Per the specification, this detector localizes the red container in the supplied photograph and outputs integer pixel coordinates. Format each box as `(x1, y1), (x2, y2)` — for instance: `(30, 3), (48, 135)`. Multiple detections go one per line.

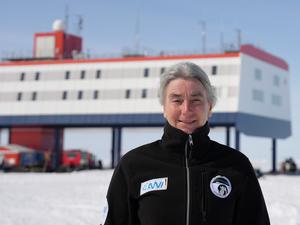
(3, 152), (21, 169)
(63, 149), (93, 170)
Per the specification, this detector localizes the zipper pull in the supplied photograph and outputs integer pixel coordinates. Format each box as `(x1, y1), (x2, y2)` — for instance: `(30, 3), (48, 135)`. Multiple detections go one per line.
(188, 134), (193, 147)
(202, 172), (207, 224)
(188, 135), (193, 159)
(202, 211), (207, 223)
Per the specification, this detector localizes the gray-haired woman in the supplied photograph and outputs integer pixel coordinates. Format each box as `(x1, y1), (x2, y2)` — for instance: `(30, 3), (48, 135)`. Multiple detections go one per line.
(103, 62), (270, 225)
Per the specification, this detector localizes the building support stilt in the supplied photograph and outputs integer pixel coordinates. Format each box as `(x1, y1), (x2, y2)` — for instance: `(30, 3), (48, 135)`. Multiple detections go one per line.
(111, 127), (122, 168)
(272, 138), (277, 173)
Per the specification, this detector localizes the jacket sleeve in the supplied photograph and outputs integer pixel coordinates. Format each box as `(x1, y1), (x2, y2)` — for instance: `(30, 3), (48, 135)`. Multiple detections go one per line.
(233, 163), (270, 225)
(103, 163), (138, 225)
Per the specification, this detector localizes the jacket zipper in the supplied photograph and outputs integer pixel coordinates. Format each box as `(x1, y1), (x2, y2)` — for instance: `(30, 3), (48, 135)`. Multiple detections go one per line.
(184, 134), (193, 225)
(202, 172), (207, 223)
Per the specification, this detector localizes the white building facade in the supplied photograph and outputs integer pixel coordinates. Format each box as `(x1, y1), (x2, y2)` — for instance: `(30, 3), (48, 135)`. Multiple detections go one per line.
(0, 44), (291, 139)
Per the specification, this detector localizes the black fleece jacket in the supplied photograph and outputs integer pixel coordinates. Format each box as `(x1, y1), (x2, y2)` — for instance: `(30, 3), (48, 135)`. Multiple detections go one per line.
(103, 122), (270, 225)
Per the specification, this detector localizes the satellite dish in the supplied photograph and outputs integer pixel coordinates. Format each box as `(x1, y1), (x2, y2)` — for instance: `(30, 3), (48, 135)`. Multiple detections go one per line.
(52, 19), (65, 32)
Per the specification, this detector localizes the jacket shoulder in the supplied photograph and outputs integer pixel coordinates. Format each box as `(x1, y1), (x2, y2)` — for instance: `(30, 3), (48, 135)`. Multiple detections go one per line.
(209, 140), (255, 175)
(119, 140), (161, 163)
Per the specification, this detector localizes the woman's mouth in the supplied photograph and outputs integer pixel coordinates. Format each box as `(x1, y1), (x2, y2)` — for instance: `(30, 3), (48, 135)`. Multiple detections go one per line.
(178, 120), (196, 125)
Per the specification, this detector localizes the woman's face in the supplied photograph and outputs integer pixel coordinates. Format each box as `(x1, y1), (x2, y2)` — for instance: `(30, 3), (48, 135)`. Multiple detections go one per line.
(163, 78), (212, 134)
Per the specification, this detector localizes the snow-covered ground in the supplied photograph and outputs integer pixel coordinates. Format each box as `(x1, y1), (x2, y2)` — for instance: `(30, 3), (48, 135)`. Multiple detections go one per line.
(0, 170), (299, 225)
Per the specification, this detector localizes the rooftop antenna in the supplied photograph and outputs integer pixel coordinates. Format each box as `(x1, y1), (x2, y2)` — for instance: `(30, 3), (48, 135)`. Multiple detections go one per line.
(220, 31), (224, 52)
(236, 28), (241, 50)
(219, 18), (225, 53)
(134, 6), (141, 54)
(199, 21), (206, 54)
(76, 15), (83, 35)
(64, 4), (69, 33)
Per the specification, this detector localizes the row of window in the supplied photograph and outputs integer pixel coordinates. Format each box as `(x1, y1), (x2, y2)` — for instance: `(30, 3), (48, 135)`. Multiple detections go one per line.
(0, 87), (282, 106)
(20, 70), (102, 81)
(0, 85), (241, 102)
(254, 68), (285, 87)
(214, 86), (238, 98)
(0, 89), (157, 102)
(252, 89), (282, 106)
(0, 65), (240, 82)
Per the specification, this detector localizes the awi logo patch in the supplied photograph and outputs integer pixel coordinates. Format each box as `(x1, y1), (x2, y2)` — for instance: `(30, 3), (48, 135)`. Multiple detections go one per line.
(140, 177), (168, 196)
(210, 175), (232, 198)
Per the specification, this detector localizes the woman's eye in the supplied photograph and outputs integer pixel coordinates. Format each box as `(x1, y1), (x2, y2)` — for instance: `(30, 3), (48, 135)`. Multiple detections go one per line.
(172, 99), (182, 103)
(192, 99), (203, 104)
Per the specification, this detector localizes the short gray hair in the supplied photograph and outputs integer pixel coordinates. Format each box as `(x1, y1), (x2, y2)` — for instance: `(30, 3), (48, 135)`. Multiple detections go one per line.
(159, 62), (217, 106)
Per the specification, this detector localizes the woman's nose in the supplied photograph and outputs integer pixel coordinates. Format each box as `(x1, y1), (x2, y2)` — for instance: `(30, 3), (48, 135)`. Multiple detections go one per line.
(182, 100), (191, 113)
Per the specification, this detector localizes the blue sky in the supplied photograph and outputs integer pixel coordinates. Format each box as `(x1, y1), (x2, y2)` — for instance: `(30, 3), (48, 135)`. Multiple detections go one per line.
(1, 0), (300, 169)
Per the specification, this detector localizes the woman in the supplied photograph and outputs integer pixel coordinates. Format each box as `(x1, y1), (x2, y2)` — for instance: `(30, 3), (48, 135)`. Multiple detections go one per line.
(103, 62), (270, 225)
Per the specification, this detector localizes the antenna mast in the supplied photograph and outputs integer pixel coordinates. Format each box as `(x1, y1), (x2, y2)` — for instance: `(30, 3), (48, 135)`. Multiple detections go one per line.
(134, 7), (141, 54)
(200, 21), (206, 54)
(64, 4), (69, 33)
(220, 31), (224, 52)
(236, 28), (241, 50)
(77, 15), (83, 35)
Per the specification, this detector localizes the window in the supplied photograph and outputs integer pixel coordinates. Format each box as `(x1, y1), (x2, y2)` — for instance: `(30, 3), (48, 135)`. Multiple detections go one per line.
(254, 69), (262, 81)
(125, 89), (131, 99)
(35, 72), (40, 81)
(272, 94), (281, 106)
(78, 91), (83, 100)
(273, 75), (280, 87)
(96, 70), (101, 79)
(93, 90), (99, 99)
(62, 91), (68, 100)
(144, 68), (149, 77)
(212, 66), (218, 75)
(32, 92), (37, 101)
(80, 70), (85, 79)
(17, 92), (22, 101)
(65, 71), (70, 80)
(20, 72), (25, 81)
(228, 86), (238, 97)
(252, 89), (264, 102)
(214, 87), (222, 98)
(142, 89), (147, 98)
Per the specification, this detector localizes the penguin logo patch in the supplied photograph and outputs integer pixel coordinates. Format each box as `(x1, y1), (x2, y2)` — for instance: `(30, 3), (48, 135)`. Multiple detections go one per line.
(210, 175), (232, 198)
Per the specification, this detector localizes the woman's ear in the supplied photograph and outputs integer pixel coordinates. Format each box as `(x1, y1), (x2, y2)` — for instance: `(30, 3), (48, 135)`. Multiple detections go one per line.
(163, 105), (167, 118)
(208, 103), (213, 117)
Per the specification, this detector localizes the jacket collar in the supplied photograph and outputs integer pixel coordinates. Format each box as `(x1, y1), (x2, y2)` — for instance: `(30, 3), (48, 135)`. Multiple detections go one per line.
(160, 121), (211, 158)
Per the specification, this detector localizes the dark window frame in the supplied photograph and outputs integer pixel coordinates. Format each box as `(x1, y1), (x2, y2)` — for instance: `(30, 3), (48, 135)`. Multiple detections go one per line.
(20, 72), (25, 81)
(35, 72), (40, 81)
(144, 68), (149, 77)
(78, 91), (83, 100)
(142, 89), (147, 98)
(80, 70), (85, 79)
(125, 89), (131, 99)
(62, 91), (68, 100)
(65, 71), (70, 80)
(212, 65), (218, 75)
(32, 92), (37, 101)
(96, 70), (101, 79)
(17, 92), (22, 101)
(273, 75), (280, 87)
(93, 90), (99, 99)
(254, 68), (262, 81)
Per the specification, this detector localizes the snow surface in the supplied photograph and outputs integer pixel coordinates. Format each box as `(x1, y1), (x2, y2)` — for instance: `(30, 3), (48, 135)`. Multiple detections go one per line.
(0, 170), (299, 225)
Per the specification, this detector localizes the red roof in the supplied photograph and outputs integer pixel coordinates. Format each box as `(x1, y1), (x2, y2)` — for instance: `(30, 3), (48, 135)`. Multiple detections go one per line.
(0, 44), (288, 71)
(0, 52), (239, 66)
(241, 44), (288, 71)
